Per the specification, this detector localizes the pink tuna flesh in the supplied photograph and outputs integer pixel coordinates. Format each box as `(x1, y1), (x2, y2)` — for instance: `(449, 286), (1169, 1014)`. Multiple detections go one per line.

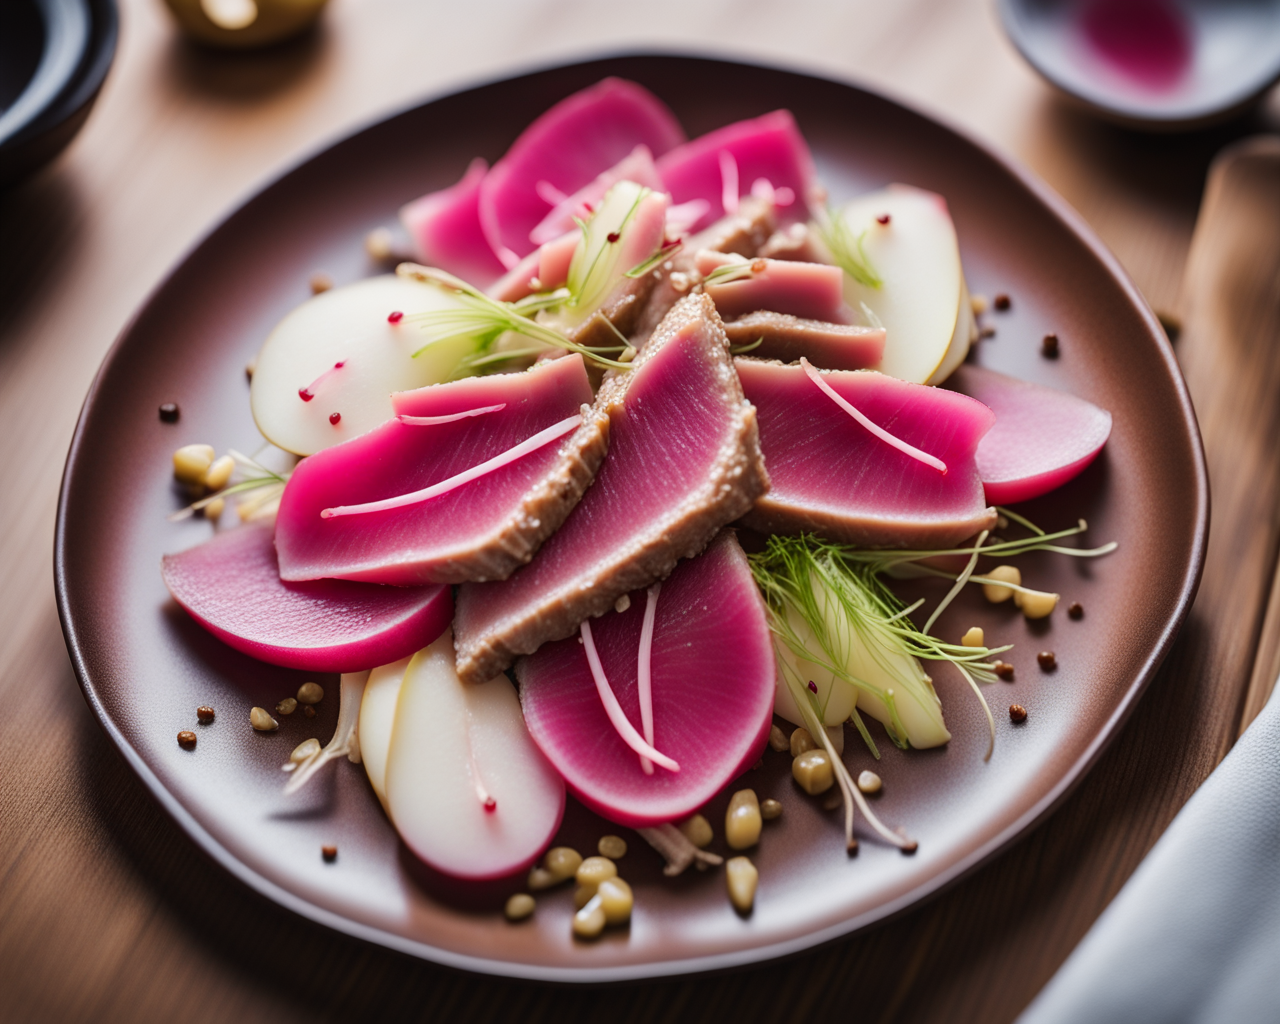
(700, 254), (850, 323)
(722, 311), (885, 370)
(399, 158), (506, 288)
(453, 293), (770, 684)
(657, 110), (816, 233)
(486, 230), (579, 303)
(528, 144), (664, 247)
(274, 355), (607, 585)
(947, 364), (1113, 505)
(517, 531), (775, 828)
(736, 358), (997, 548)
(161, 523), (452, 673)
(478, 78), (685, 267)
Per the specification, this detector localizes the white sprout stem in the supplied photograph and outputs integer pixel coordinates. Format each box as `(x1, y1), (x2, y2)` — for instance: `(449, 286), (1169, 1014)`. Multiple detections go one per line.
(637, 823), (724, 876)
(635, 583), (661, 775)
(580, 620), (680, 773)
(321, 415), (580, 519)
(956, 660), (996, 762)
(396, 402), (506, 426)
(282, 671), (368, 795)
(801, 358), (948, 475)
(922, 529), (988, 637)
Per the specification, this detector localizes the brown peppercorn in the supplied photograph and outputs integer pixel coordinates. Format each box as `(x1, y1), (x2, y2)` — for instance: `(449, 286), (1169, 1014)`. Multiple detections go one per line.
(994, 661), (1015, 681)
(1068, 602), (1084, 619)
(1042, 333), (1060, 358)
(310, 272), (333, 295)
(302, 704), (316, 718)
(1037, 651), (1057, 670)
(321, 845), (337, 862)
(978, 326), (996, 339)
(1009, 704), (1028, 723)
(196, 705), (215, 724)
(994, 293), (1011, 311)
(177, 730), (197, 750)
(159, 402), (180, 423)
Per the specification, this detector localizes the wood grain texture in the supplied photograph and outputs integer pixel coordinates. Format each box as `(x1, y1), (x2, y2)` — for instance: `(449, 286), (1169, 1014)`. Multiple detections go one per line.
(2, 0), (1279, 1020)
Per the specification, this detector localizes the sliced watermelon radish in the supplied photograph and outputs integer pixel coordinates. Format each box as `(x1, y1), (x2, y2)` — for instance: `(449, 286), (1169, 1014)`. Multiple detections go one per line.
(657, 110), (816, 233)
(478, 78), (685, 267)
(947, 364), (1113, 504)
(528, 144), (664, 247)
(160, 523), (452, 673)
(517, 531), (775, 828)
(485, 229), (579, 303)
(399, 158), (507, 287)
(274, 355), (607, 586)
(384, 630), (566, 880)
(736, 358), (997, 548)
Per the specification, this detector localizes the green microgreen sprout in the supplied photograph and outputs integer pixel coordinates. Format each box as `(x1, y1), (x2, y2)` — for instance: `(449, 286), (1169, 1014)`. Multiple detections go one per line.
(168, 449), (289, 523)
(624, 238), (682, 280)
(816, 206), (883, 289)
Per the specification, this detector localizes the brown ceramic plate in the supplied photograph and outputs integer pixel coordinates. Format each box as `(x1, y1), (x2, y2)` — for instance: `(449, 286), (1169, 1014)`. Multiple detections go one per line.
(54, 55), (1206, 981)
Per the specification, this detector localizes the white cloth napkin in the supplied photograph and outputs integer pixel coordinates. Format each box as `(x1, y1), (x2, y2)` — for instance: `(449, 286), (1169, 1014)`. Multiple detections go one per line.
(1018, 680), (1280, 1023)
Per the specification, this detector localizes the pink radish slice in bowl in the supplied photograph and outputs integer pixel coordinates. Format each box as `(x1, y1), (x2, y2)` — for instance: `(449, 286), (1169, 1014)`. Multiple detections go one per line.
(516, 531), (776, 829)
(399, 158), (507, 288)
(947, 364), (1113, 505)
(478, 78), (686, 266)
(160, 523), (452, 673)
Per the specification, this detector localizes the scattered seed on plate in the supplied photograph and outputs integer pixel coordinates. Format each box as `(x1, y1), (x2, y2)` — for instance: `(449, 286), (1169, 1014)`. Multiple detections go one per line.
(173, 444), (215, 487)
(575, 856), (617, 892)
(1010, 704), (1028, 723)
(504, 893), (535, 921)
(572, 897), (606, 939)
(971, 293), (989, 316)
(177, 730), (197, 750)
(1068, 601), (1084, 619)
(1017, 589), (1059, 620)
(276, 697), (298, 715)
(196, 705), (215, 724)
(597, 877), (633, 925)
(159, 402), (180, 423)
(1042, 332), (1060, 358)
(961, 626), (984, 647)
(761, 798), (782, 820)
(789, 727), (817, 757)
(726, 856), (758, 913)
(857, 770), (882, 794)
(1037, 651), (1057, 670)
(302, 705), (316, 718)
(793, 749), (834, 795)
(598, 835), (627, 859)
(290, 738), (321, 763)
(982, 565), (1022, 603)
(365, 227), (394, 262)
(994, 293), (1011, 311)
(768, 723), (789, 752)
(202, 497), (224, 520)
(297, 682), (324, 705)
(321, 844), (337, 862)
(995, 661), (1015, 681)
(250, 706), (278, 731)
(726, 789), (762, 850)
(310, 272), (333, 294)
(613, 593), (631, 614)
(679, 814), (714, 848)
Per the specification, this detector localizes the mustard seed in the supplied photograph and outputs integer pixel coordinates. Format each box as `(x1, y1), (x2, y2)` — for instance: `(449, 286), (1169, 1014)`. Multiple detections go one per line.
(994, 293), (1011, 311)
(1042, 333), (1060, 358)
(1037, 651), (1057, 671)
(1010, 704), (1028, 723)
(159, 402), (180, 423)
(761, 798), (782, 820)
(177, 730), (197, 750)
(196, 705), (215, 724)
(302, 705), (316, 718)
(321, 845), (337, 862)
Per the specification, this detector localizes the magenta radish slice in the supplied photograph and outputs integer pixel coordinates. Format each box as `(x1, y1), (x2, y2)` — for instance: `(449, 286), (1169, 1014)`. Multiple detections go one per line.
(528, 144), (664, 247)
(384, 630), (565, 880)
(701, 256), (850, 323)
(517, 531), (775, 828)
(274, 355), (608, 586)
(657, 110), (816, 234)
(947, 364), (1113, 504)
(399, 158), (506, 287)
(478, 78), (685, 266)
(486, 230), (579, 302)
(736, 358), (997, 548)
(160, 523), (452, 673)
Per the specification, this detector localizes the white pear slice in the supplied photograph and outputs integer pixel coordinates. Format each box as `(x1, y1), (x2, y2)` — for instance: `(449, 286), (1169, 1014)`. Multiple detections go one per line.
(383, 631), (565, 880)
(250, 275), (478, 456)
(836, 184), (974, 385)
(357, 656), (412, 810)
(773, 582), (951, 749)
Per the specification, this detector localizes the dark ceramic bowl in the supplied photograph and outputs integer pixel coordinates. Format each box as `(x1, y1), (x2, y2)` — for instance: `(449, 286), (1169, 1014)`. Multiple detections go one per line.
(998, 0), (1280, 130)
(0, 0), (118, 187)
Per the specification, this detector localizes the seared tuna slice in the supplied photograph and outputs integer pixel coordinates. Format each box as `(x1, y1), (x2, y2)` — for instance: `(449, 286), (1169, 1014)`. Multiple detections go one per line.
(759, 222), (829, 263)
(736, 358), (997, 548)
(723, 311), (885, 370)
(630, 196), (776, 349)
(274, 354), (609, 586)
(162, 523), (452, 673)
(453, 293), (769, 684)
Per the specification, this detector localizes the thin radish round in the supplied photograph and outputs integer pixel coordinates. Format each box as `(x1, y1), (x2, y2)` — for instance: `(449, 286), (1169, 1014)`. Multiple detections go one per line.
(516, 531), (775, 828)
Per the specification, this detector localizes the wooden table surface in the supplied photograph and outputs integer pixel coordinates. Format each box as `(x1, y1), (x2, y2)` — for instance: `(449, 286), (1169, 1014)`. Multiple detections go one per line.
(4, 1), (1280, 1020)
